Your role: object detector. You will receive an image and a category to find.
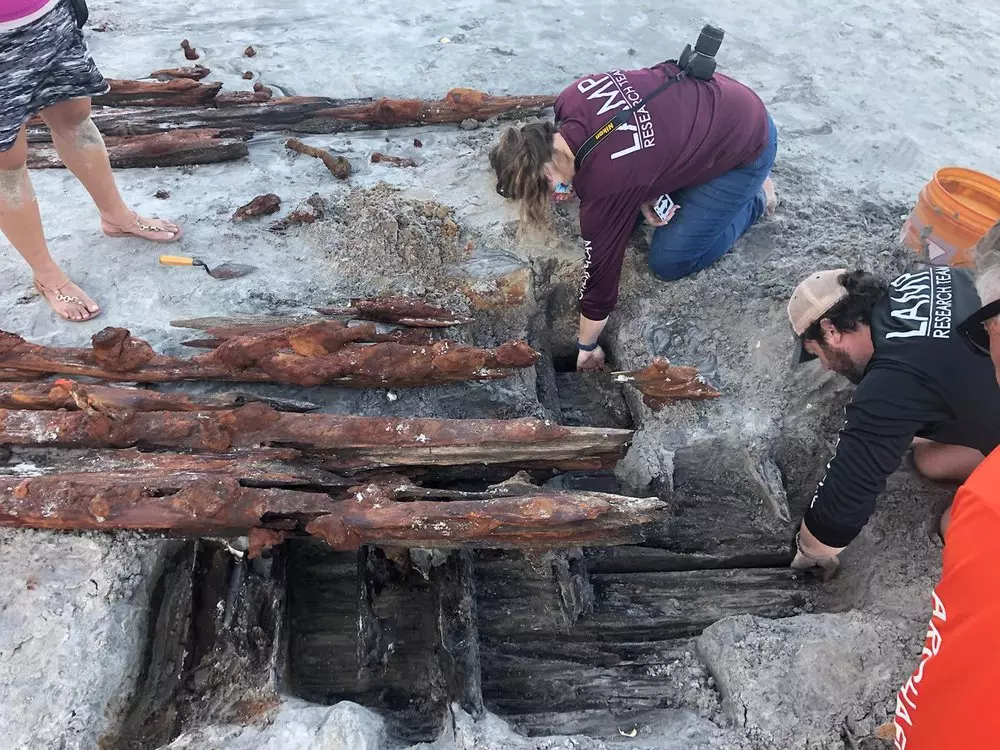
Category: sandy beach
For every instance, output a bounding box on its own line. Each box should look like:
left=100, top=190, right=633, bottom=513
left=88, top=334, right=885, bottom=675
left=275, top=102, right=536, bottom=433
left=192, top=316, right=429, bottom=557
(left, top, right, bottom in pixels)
left=2, top=0, right=999, bottom=748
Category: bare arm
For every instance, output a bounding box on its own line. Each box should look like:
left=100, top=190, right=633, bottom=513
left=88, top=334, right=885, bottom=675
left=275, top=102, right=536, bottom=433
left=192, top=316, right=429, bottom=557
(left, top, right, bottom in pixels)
left=577, top=314, right=609, bottom=371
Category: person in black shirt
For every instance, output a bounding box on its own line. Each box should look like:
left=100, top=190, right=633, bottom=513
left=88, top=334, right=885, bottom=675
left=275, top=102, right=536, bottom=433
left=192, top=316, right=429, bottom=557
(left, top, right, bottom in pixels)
left=785, top=266, right=1000, bottom=577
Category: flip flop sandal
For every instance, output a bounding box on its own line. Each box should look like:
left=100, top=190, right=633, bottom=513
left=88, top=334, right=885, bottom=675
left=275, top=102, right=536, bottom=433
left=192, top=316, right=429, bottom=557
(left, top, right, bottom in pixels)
left=101, top=211, right=183, bottom=243
left=34, top=278, right=101, bottom=322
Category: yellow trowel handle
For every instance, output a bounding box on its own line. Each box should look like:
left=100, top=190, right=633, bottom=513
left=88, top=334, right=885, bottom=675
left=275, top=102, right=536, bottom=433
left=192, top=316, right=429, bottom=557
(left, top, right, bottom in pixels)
left=159, top=255, right=201, bottom=267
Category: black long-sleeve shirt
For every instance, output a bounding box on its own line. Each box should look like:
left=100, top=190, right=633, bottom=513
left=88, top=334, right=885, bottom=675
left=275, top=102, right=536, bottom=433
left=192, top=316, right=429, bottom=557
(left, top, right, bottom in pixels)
left=805, top=267, right=1000, bottom=547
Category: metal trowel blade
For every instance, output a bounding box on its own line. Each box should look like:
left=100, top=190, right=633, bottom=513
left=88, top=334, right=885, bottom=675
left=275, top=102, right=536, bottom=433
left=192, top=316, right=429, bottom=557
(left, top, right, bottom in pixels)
left=208, top=262, right=257, bottom=280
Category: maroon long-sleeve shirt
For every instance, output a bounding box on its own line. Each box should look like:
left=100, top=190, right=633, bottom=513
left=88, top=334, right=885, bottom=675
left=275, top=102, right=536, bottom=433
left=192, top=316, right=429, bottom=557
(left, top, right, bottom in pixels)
left=555, top=63, right=769, bottom=320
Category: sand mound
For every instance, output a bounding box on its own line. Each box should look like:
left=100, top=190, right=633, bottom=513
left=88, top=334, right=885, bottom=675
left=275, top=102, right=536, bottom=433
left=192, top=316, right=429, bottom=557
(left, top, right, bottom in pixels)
left=304, top=183, right=471, bottom=301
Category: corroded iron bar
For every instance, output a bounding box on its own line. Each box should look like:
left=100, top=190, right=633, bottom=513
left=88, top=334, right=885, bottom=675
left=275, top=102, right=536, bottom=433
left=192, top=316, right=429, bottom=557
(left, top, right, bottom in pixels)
left=307, top=483, right=665, bottom=550
left=612, top=356, right=721, bottom=410
left=96, top=78, right=223, bottom=107
left=28, top=128, right=248, bottom=169
left=33, top=89, right=554, bottom=138
left=0, top=379, right=314, bottom=413
left=170, top=316, right=436, bottom=345
left=0, top=470, right=336, bottom=533
left=0, top=325, right=538, bottom=387
left=0, top=405, right=631, bottom=469
left=315, top=297, right=473, bottom=327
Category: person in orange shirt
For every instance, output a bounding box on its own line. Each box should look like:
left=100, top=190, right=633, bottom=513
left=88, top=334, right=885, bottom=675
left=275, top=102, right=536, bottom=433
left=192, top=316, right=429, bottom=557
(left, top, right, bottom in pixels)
left=893, top=222, right=1000, bottom=749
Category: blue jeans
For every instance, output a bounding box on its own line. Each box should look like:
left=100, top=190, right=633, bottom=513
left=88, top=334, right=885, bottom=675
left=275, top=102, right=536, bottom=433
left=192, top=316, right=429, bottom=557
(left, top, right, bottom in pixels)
left=647, top=114, right=778, bottom=281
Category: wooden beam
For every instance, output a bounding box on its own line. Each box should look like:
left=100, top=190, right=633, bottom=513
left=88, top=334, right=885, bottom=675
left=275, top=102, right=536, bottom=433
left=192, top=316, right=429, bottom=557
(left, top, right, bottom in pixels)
left=433, top=549, right=484, bottom=718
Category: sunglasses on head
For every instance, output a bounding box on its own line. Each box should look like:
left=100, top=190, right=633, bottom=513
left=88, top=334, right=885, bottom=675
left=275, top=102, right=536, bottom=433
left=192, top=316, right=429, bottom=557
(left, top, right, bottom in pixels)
left=958, top=298, right=1000, bottom=356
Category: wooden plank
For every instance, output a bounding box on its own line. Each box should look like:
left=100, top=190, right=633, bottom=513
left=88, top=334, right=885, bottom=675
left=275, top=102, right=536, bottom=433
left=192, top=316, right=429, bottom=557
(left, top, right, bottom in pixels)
left=433, top=549, right=484, bottom=717
left=476, top=553, right=817, bottom=735
left=285, top=542, right=447, bottom=741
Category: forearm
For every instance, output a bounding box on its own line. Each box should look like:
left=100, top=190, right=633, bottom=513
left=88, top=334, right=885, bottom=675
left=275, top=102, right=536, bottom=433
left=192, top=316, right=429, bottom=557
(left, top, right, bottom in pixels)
left=578, top=314, right=608, bottom=346
left=796, top=518, right=846, bottom=558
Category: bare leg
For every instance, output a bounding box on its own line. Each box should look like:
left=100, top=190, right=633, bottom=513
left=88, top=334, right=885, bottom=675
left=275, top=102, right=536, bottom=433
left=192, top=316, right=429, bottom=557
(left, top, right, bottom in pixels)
left=39, top=97, right=180, bottom=240
left=763, top=176, right=778, bottom=216
left=912, top=441, right=985, bottom=483
left=0, top=125, right=99, bottom=320
left=940, top=504, right=953, bottom=539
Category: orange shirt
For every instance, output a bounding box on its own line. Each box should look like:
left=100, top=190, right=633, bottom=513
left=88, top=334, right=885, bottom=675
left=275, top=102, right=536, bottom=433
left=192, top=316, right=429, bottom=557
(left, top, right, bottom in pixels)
left=893, top=447, right=1000, bottom=749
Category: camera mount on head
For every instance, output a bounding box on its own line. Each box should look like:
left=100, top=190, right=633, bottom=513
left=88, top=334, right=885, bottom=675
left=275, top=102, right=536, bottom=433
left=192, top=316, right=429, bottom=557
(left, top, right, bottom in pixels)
left=678, top=24, right=725, bottom=80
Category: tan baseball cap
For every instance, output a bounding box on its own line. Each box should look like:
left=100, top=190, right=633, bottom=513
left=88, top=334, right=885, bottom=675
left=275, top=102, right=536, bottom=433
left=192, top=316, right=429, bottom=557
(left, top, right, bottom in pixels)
left=788, top=269, right=848, bottom=363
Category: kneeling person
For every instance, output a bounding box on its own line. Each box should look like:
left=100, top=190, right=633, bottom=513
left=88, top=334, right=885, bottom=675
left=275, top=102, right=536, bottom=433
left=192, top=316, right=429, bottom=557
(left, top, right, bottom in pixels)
left=786, top=265, right=1000, bottom=573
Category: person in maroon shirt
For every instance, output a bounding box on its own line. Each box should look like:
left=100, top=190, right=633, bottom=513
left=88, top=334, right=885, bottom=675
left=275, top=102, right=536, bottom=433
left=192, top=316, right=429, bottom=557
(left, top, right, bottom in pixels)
left=490, top=62, right=777, bottom=369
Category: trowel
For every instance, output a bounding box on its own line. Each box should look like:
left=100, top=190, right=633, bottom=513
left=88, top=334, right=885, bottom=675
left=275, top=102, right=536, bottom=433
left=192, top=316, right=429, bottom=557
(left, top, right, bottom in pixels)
left=159, top=255, right=256, bottom=280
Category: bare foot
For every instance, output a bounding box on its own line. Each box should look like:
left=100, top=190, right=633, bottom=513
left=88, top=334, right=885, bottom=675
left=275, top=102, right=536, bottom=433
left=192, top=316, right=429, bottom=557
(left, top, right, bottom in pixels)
left=763, top=177, right=778, bottom=216
left=34, top=276, right=101, bottom=322
left=101, top=210, right=182, bottom=243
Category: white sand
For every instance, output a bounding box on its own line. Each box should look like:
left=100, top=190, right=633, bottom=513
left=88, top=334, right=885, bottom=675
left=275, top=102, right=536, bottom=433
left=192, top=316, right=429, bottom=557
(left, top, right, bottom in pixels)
left=4, top=0, right=999, bottom=343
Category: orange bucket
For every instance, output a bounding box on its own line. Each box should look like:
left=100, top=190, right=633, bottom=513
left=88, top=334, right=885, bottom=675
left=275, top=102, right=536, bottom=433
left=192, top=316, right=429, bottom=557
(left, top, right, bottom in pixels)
left=899, top=167, right=1000, bottom=267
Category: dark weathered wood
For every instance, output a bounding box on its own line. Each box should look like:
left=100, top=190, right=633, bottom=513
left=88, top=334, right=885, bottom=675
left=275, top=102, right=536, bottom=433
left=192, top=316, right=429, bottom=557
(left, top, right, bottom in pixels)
left=475, top=557, right=815, bottom=641
left=29, top=89, right=554, bottom=138
left=0, top=405, right=631, bottom=469
left=553, top=371, right=634, bottom=429
left=27, top=129, right=248, bottom=169
left=584, top=544, right=795, bottom=573
left=0, top=326, right=538, bottom=387
left=434, top=549, right=484, bottom=718
left=97, top=78, right=222, bottom=107
left=286, top=543, right=447, bottom=741
left=482, top=636, right=697, bottom=727
left=580, top=569, right=814, bottom=640
left=110, top=541, right=285, bottom=749
left=475, top=552, right=817, bottom=735
left=307, top=483, right=664, bottom=551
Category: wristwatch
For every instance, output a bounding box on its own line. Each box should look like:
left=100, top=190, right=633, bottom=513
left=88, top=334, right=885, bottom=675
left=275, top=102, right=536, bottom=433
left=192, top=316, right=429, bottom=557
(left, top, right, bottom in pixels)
left=577, top=340, right=600, bottom=352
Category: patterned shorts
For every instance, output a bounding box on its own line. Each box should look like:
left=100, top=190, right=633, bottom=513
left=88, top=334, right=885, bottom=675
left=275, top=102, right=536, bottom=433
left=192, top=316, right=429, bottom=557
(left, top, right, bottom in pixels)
left=0, top=0, right=108, bottom=152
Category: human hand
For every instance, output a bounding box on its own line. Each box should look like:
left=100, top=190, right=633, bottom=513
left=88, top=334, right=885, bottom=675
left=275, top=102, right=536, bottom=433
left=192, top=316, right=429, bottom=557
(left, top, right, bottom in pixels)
left=790, top=522, right=845, bottom=582
left=577, top=345, right=606, bottom=371
left=641, top=201, right=680, bottom=227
